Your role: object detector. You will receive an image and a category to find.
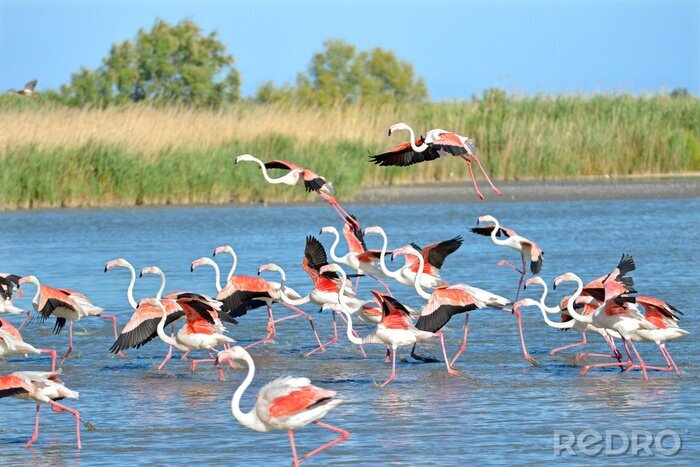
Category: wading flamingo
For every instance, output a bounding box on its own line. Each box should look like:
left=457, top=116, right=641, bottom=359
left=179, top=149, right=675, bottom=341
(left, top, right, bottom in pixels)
left=217, top=346, right=349, bottom=466
left=370, top=122, right=501, bottom=200
left=472, top=215, right=544, bottom=301
left=391, top=246, right=520, bottom=366
left=104, top=258, right=138, bottom=310
left=235, top=154, right=357, bottom=228
left=0, top=370, right=82, bottom=449
left=145, top=297, right=233, bottom=380
left=553, top=273, right=656, bottom=380
left=1, top=273, right=32, bottom=330
left=324, top=276, right=460, bottom=387
left=18, top=275, right=119, bottom=364
left=363, top=226, right=461, bottom=289
left=0, top=318, right=56, bottom=371
left=7, top=79, right=39, bottom=98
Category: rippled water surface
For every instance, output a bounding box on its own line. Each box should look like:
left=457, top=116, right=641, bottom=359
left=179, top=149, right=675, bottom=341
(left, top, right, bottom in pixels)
left=1, top=198, right=698, bottom=465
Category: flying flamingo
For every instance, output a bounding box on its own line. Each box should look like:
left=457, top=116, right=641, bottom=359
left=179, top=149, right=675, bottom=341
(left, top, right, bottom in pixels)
left=370, top=122, right=501, bottom=200
left=472, top=215, right=544, bottom=301
left=18, top=275, right=119, bottom=363
left=391, top=246, right=522, bottom=366
left=235, top=154, right=357, bottom=228
left=1, top=273, right=32, bottom=330
left=522, top=276, right=623, bottom=362
left=217, top=346, right=349, bottom=466
left=363, top=226, right=461, bottom=289
left=323, top=271, right=460, bottom=387
left=0, top=370, right=82, bottom=449
left=144, top=297, right=233, bottom=380
left=7, top=79, right=39, bottom=98
left=553, top=273, right=657, bottom=380
left=0, top=318, right=56, bottom=371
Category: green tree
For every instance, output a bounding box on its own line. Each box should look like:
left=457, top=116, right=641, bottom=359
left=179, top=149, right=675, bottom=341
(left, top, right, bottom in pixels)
left=257, top=39, right=428, bottom=105
left=61, top=19, right=240, bottom=106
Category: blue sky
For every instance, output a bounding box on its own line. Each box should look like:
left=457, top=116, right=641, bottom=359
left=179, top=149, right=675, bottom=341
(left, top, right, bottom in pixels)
left=1, top=0, right=698, bottom=99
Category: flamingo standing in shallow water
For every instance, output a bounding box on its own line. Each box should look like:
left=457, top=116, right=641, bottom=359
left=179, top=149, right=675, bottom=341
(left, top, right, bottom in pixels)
left=472, top=215, right=544, bottom=301
left=370, top=122, right=501, bottom=200
left=1, top=273, right=32, bottom=330
left=235, top=154, right=357, bottom=228
left=217, top=346, right=349, bottom=466
left=0, top=318, right=56, bottom=371
left=18, top=275, right=119, bottom=363
left=0, top=370, right=82, bottom=449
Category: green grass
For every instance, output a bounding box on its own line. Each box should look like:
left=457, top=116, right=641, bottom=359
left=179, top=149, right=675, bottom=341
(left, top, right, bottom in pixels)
left=1, top=94, right=699, bottom=209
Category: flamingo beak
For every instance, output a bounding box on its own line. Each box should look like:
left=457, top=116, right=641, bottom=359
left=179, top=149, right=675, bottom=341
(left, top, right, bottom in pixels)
left=104, top=265, right=108, bottom=273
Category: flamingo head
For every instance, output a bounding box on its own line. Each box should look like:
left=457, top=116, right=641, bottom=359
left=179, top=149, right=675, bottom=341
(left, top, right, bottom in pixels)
left=319, top=226, right=337, bottom=236
left=139, top=266, right=163, bottom=278
left=524, top=276, right=546, bottom=290
left=319, top=264, right=343, bottom=276
left=17, top=275, right=39, bottom=288
left=513, top=298, right=540, bottom=314
left=461, top=136, right=478, bottom=155
left=213, top=245, right=234, bottom=257
left=363, top=225, right=384, bottom=236
left=258, top=263, right=283, bottom=276
left=476, top=215, right=497, bottom=225
left=216, top=345, right=248, bottom=365
left=104, top=258, right=130, bottom=272
left=235, top=154, right=257, bottom=164
left=388, top=122, right=411, bottom=136
left=553, top=272, right=578, bottom=290
left=391, top=245, right=421, bottom=262
left=191, top=257, right=216, bottom=272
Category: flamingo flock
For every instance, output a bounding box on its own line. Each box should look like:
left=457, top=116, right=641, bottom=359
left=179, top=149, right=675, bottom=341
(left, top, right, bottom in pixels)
left=0, top=123, right=689, bottom=464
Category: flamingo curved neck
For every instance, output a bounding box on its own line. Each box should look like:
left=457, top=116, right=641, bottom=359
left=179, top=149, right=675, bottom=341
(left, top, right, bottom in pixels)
left=326, top=228, right=348, bottom=265
left=246, top=156, right=292, bottom=185
left=405, top=251, right=432, bottom=300
left=533, top=301, right=573, bottom=329
left=231, top=352, right=268, bottom=432
left=226, top=250, right=238, bottom=282
left=487, top=218, right=508, bottom=247
left=403, top=126, right=428, bottom=153
left=27, top=278, right=41, bottom=307
left=564, top=276, right=590, bottom=323
left=208, top=262, right=222, bottom=292
left=156, top=309, right=186, bottom=350
left=533, top=282, right=560, bottom=314
left=375, top=229, right=401, bottom=281
left=124, top=263, right=137, bottom=309
left=276, top=269, right=310, bottom=305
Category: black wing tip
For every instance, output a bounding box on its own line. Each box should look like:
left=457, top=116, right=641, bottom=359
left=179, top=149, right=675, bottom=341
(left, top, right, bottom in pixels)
left=617, top=253, right=636, bottom=276
left=531, top=258, right=543, bottom=274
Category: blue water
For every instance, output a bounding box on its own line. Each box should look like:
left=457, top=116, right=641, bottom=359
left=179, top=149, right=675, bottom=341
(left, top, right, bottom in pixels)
left=1, top=198, right=698, bottom=465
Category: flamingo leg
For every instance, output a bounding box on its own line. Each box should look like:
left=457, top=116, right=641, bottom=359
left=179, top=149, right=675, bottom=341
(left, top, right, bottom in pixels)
left=449, top=313, right=470, bottom=367
left=159, top=323, right=176, bottom=369
left=244, top=304, right=278, bottom=350
left=661, top=344, right=681, bottom=375
left=40, top=349, right=57, bottom=372
left=288, top=430, right=299, bottom=466
left=336, top=310, right=366, bottom=358
left=379, top=346, right=397, bottom=387
left=579, top=339, right=634, bottom=376
left=48, top=400, right=81, bottom=450
left=470, top=153, right=503, bottom=195
left=60, top=321, right=74, bottom=364
left=627, top=340, right=649, bottom=380
left=551, top=333, right=587, bottom=355
left=24, top=403, right=40, bottom=448
left=281, top=304, right=325, bottom=350
left=513, top=308, right=538, bottom=366
left=368, top=275, right=393, bottom=296
left=320, top=193, right=356, bottom=227
left=293, top=421, right=350, bottom=465
left=515, top=256, right=526, bottom=302
left=18, top=310, right=32, bottom=331
left=459, top=156, right=484, bottom=200
left=305, top=311, right=338, bottom=358
left=497, top=260, right=524, bottom=274
left=436, top=333, right=462, bottom=376
left=100, top=314, right=128, bottom=360
left=353, top=275, right=361, bottom=295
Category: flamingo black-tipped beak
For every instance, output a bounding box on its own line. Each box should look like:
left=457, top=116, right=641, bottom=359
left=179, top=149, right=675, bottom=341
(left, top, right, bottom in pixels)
left=212, top=251, right=216, bottom=257
left=190, top=265, right=194, bottom=272
left=139, top=271, right=144, bottom=278
left=552, top=283, right=557, bottom=290
left=387, top=129, right=392, bottom=136
left=103, top=266, right=108, bottom=273
left=257, top=270, right=261, bottom=276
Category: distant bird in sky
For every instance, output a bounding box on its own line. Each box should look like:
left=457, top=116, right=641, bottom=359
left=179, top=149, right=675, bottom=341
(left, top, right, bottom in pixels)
left=370, top=122, right=502, bottom=200
left=235, top=154, right=358, bottom=228
left=7, top=79, right=39, bottom=97
left=218, top=346, right=349, bottom=466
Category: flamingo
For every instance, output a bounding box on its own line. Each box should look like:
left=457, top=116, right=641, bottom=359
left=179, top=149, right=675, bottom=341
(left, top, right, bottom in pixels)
left=1, top=273, right=32, bottom=330
left=274, top=236, right=366, bottom=358
left=0, top=370, right=82, bottom=449
left=522, top=276, right=623, bottom=362
left=370, top=122, right=501, bottom=200
left=0, top=318, right=56, bottom=371
left=391, top=246, right=524, bottom=366
left=235, top=154, right=357, bottom=228
left=363, top=225, right=461, bottom=289
left=553, top=273, right=657, bottom=379
left=581, top=254, right=636, bottom=303
left=104, top=258, right=138, bottom=310
left=631, top=296, right=688, bottom=375
left=472, top=215, right=544, bottom=301
left=217, top=346, right=349, bottom=466
left=324, top=273, right=460, bottom=387
left=7, top=79, right=39, bottom=98
left=18, top=275, right=119, bottom=364
left=144, top=297, right=233, bottom=380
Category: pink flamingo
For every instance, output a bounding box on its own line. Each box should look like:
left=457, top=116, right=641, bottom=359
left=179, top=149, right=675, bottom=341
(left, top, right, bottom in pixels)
left=1, top=273, right=32, bottom=330
left=235, top=154, right=357, bottom=228
left=218, top=346, right=349, bottom=466
left=0, top=370, right=82, bottom=449
left=472, top=215, right=544, bottom=301
left=0, top=318, right=56, bottom=371
left=18, top=275, right=119, bottom=364
left=370, top=122, right=501, bottom=200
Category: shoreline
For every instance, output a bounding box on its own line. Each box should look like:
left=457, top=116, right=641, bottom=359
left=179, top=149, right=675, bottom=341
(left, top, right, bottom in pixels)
left=2, top=177, right=698, bottom=213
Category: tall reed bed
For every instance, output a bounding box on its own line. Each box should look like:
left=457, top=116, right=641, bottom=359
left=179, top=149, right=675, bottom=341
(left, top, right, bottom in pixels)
left=1, top=95, right=698, bottom=209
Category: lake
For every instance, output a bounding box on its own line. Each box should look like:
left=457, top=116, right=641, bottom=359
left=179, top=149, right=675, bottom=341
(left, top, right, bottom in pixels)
left=1, top=197, right=698, bottom=465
